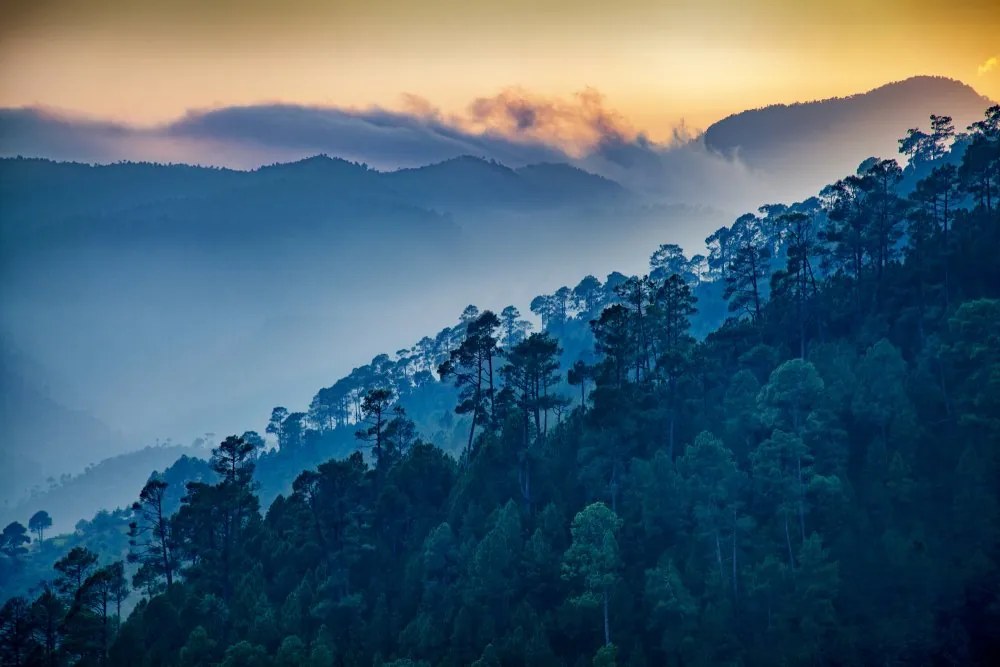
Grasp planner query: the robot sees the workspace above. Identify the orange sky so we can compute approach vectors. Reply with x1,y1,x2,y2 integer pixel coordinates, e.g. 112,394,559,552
1,0,998,140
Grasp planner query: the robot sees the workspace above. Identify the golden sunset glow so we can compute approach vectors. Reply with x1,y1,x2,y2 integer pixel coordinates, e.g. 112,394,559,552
1,0,998,138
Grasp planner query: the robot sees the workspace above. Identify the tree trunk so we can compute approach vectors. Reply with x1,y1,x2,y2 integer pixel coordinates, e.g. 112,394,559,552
668,411,676,461
466,405,478,459
542,381,549,435
715,530,725,583
797,457,806,542
487,353,495,425
732,507,739,600
159,512,173,587
785,515,795,569
609,465,618,514
603,589,611,646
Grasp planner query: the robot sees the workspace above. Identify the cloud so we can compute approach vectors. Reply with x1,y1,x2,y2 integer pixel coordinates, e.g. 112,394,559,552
978,56,997,76
0,90,669,175
0,90,773,212
0,102,568,171
462,87,638,157
163,103,568,168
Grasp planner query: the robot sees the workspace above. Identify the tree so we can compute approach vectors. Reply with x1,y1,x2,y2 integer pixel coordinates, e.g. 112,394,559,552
909,164,959,310
30,586,62,666
355,387,395,467
382,404,418,467
553,287,572,328
173,435,263,602
929,114,955,160
266,406,290,445
678,432,749,597
649,243,689,282
467,501,523,621
898,115,952,165
499,305,531,349
789,534,840,663
751,429,811,568
68,565,118,663
438,310,502,455
651,274,697,356
502,333,565,505
0,596,35,667
820,171,871,311
852,339,910,446
530,294,557,329
210,434,259,487
758,359,825,434
572,275,604,314
614,276,654,378
644,558,696,662
862,159,904,294
899,127,932,164
562,503,623,647
649,273,698,456
28,511,52,544
705,225,736,282
590,305,633,387
128,478,176,590
0,522,29,559
503,332,564,441
54,546,99,599
568,360,596,411
755,360,826,565
771,210,820,357
723,213,770,322
961,134,999,215
277,413,307,452
108,561,129,634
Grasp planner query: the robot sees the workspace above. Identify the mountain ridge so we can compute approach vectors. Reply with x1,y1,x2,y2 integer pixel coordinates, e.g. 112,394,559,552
703,75,994,175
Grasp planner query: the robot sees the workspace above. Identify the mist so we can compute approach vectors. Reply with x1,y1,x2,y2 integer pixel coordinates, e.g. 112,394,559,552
1,76,991,513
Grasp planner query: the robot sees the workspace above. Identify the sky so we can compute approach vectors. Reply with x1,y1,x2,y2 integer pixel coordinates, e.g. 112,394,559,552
1,0,999,141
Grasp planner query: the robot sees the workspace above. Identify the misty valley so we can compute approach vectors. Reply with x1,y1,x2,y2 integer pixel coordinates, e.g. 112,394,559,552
1,78,1000,666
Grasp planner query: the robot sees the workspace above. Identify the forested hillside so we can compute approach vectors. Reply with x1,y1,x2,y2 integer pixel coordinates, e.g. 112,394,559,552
2,105,999,666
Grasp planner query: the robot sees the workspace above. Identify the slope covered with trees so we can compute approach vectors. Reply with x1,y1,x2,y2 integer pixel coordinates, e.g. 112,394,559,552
2,105,999,666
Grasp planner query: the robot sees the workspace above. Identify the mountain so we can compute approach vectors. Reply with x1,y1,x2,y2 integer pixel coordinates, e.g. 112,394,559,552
0,443,207,536
0,155,662,504
383,156,626,209
703,76,994,189
0,348,126,506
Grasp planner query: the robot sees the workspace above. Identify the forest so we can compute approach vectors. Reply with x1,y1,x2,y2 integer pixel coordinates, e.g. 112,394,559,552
1,105,999,666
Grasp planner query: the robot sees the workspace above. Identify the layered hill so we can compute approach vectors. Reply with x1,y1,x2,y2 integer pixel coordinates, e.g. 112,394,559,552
704,76,993,187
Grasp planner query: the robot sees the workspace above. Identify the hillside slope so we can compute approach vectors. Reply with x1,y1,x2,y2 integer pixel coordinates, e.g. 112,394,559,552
704,76,993,183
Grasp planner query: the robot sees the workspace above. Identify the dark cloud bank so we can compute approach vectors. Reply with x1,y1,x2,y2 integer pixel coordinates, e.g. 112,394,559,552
0,90,771,212
4,77,991,212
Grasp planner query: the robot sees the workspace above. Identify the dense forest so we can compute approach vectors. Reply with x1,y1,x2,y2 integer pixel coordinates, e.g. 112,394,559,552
2,105,999,666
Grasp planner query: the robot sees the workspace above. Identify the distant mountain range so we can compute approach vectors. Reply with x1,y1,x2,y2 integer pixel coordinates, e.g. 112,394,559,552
703,76,994,181
0,153,657,510
0,155,624,246
0,347,126,507
0,442,207,536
